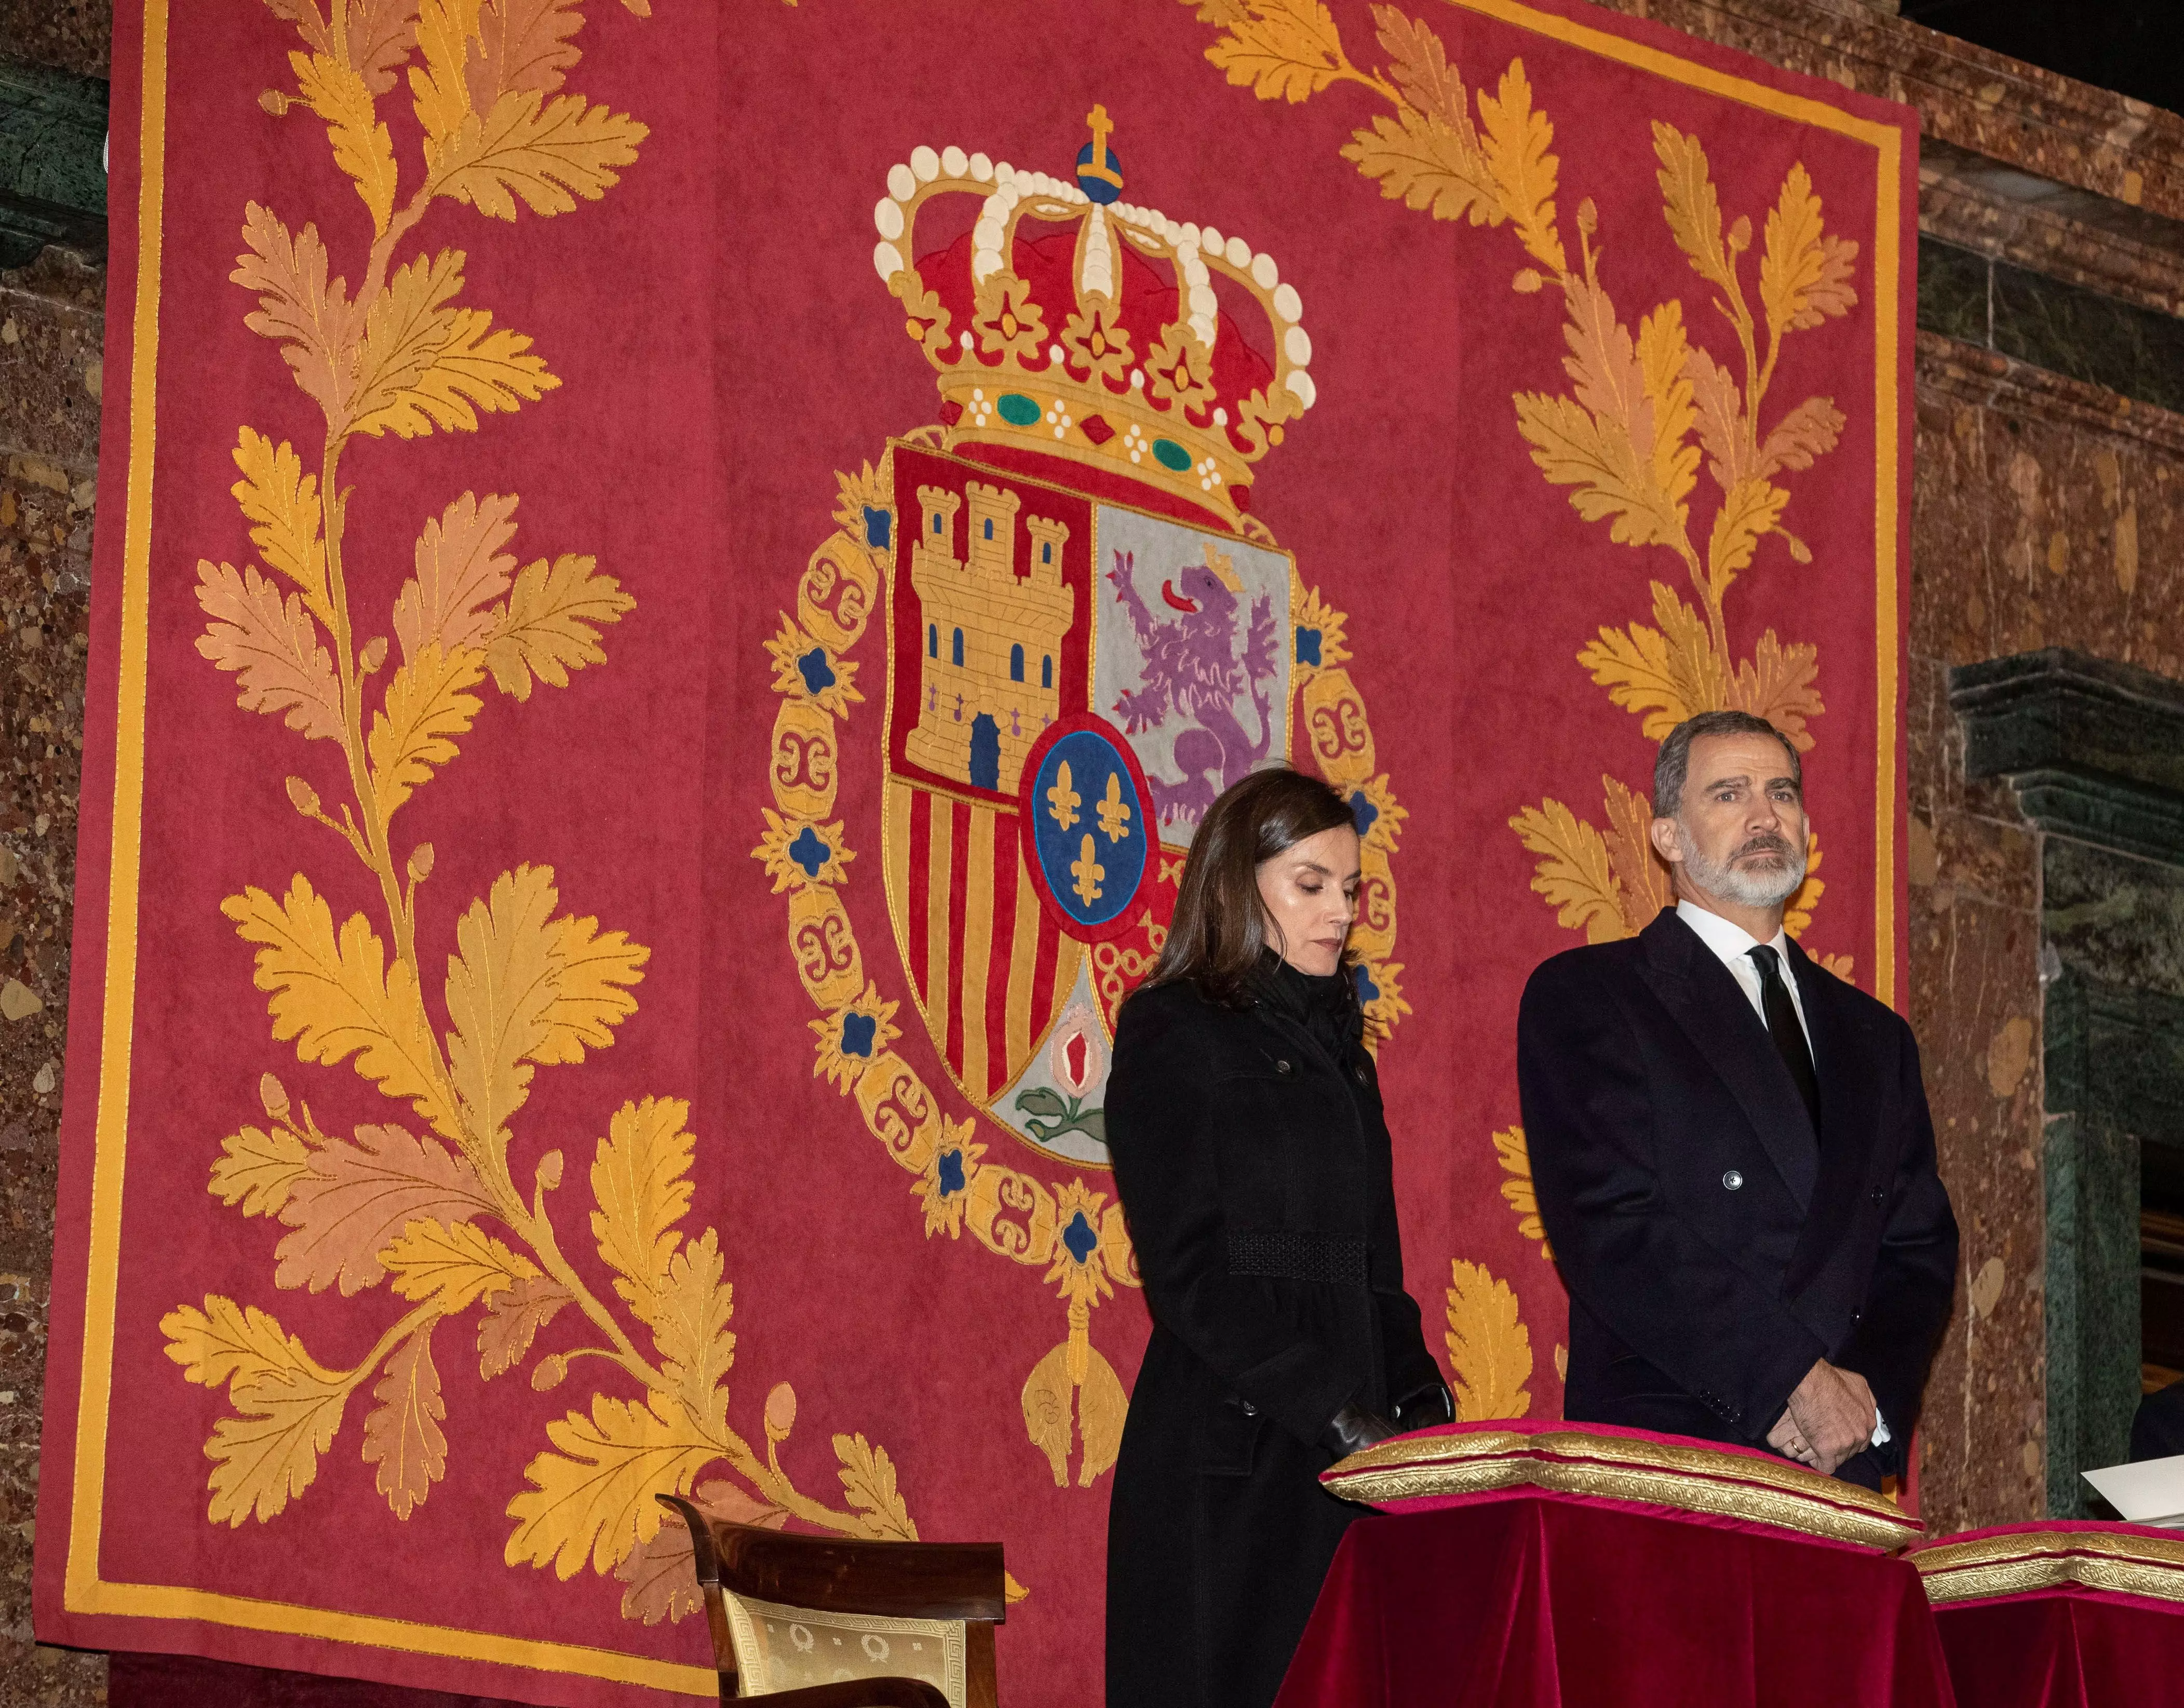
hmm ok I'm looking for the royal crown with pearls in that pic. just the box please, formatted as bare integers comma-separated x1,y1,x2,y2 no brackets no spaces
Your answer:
872,112,1314,527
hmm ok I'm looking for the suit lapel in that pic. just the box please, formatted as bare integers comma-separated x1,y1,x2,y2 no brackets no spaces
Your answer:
1784,942,1881,1292
1636,910,1820,1211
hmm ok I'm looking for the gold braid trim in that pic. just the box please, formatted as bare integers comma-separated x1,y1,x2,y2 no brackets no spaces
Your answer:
1322,1429,1920,1552
1915,1528,2184,1606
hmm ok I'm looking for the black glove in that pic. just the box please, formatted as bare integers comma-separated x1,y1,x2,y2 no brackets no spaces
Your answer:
1318,1401,1398,1460
1392,1381,1455,1433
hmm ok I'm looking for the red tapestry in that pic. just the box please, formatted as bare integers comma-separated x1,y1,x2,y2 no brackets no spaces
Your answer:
36,2,1915,1702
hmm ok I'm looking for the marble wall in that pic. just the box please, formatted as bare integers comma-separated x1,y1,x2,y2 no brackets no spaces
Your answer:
0,236,100,1700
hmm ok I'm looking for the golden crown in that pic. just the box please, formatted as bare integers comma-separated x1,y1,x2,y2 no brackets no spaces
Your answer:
872,109,1316,528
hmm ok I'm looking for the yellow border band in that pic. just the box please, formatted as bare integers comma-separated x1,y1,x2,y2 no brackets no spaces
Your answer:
1452,0,1907,1008
64,0,165,1615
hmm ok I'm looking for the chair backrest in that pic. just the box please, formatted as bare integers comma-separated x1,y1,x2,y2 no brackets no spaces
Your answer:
657,1494,1006,1708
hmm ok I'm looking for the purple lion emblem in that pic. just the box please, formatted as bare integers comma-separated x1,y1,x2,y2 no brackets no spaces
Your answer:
1108,545,1280,828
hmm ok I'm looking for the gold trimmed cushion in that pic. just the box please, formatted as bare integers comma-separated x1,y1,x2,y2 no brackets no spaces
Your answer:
1911,1523,2184,1608
1319,1421,1922,1552
721,1588,968,1703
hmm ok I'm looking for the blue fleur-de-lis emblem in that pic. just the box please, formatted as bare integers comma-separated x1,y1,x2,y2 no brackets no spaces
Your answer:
1020,716,1150,937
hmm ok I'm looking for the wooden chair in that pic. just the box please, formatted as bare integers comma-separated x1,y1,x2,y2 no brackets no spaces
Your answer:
656,1494,1007,1707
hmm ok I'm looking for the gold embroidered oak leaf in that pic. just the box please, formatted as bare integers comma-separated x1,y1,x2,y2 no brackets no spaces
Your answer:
1515,278,1686,553
222,875,462,1141
268,0,421,95
479,1273,573,1379
432,89,649,221
162,1296,350,1526
1599,774,1673,934
231,428,330,624
1684,344,1747,492
1475,60,1565,275
1817,951,1856,984
410,0,480,149
1508,798,1626,944
616,1478,788,1625
394,490,519,663
207,1364,353,1526
1489,1127,1553,1258
233,204,363,428
194,560,343,741
1654,123,1736,300
483,554,633,700
368,642,486,823
1705,476,1790,599
349,0,424,95
1756,394,1845,481
162,1294,335,1394
1205,0,1349,103
469,0,586,109
443,864,647,1150
1446,1258,1533,1422
209,1122,314,1217
1372,5,1465,126
1179,0,1250,23
1340,105,1498,225
834,1433,918,1540
505,1388,719,1578
292,49,399,236
653,1228,736,1435
1760,162,1858,338
362,1319,448,1519
349,248,557,439
1635,302,1698,509
1578,580,1723,738
1729,630,1823,750
590,1096,696,1326
274,1122,495,1294
1784,832,1825,939
382,1216,540,1313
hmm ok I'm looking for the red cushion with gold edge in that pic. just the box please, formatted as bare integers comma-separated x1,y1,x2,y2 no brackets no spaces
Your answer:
1320,1419,1922,1553
1910,1520,2184,1607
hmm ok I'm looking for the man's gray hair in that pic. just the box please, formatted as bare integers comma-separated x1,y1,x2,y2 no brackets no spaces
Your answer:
1652,710,1802,817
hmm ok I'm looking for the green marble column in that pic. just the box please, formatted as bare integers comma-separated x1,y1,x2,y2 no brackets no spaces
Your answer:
1,55,108,269
1952,649,2184,1516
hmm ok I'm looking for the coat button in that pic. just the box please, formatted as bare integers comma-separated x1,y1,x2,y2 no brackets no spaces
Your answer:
1870,1187,1886,1204
1353,1064,1370,1085
1274,1059,1293,1075
1722,1170,1744,1191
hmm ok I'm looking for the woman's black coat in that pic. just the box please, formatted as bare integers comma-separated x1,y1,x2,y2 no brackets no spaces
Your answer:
1103,970,1440,1708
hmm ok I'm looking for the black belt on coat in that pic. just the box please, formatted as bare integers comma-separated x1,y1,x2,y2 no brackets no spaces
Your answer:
1226,1229,1368,1285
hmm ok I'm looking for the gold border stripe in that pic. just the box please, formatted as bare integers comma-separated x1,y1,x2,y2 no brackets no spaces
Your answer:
79,1581,714,1694
959,806,995,1096
1450,0,1900,142
1871,130,1903,1010
65,0,167,1612
924,791,953,1051
1004,843,1042,1075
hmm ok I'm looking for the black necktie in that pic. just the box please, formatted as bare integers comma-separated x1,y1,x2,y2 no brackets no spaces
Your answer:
1749,944,1821,1133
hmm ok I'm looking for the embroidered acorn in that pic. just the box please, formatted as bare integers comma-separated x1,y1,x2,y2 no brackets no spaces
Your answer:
765,1381,798,1446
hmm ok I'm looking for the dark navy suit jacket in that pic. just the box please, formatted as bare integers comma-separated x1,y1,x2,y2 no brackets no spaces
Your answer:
1518,908,1958,1486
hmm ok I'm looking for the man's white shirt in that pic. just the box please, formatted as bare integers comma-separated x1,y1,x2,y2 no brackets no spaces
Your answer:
1673,899,1890,1451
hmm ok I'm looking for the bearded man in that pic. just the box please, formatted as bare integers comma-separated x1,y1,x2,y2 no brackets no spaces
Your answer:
1518,710,1958,1488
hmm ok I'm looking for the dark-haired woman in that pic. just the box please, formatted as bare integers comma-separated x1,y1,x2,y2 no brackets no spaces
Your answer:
1103,766,1449,1708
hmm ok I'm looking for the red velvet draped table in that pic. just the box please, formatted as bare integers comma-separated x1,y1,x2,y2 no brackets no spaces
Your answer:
1911,1523,2184,1708
1274,1494,1952,1708
1277,1421,1951,1708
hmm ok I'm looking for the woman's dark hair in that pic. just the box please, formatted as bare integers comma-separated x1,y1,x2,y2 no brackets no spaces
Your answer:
1136,765,1358,1006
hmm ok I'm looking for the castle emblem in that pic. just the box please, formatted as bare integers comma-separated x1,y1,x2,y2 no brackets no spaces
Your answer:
759,114,1406,1485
